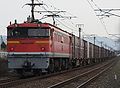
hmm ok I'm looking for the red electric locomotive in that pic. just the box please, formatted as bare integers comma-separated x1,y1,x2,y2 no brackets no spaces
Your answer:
7,20,75,74
7,0,83,75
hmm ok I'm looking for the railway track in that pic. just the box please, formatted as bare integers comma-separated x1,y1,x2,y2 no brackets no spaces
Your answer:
0,67,85,87
0,58,117,88
48,59,117,88
0,65,96,88
0,77,18,84
0,76,20,88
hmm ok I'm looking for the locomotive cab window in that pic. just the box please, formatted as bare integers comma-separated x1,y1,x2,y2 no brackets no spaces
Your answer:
7,28,28,38
28,28,50,37
7,28,50,38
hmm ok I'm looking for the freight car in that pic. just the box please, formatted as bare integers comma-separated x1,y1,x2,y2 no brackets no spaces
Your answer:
7,0,116,75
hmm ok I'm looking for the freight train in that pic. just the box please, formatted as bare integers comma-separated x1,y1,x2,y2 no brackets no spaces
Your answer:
7,0,116,75
7,20,115,75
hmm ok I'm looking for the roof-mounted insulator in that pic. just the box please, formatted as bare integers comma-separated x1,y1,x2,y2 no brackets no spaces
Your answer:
27,15,32,23
15,19,17,24
10,21,11,25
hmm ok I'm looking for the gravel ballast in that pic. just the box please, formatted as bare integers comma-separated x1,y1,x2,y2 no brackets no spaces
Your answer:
87,57,120,88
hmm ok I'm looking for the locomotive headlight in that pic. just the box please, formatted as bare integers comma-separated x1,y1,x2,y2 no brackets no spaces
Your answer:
10,47,14,51
41,47,45,51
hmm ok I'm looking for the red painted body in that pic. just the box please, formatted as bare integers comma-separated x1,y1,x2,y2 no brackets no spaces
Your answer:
8,38,50,52
7,22,71,58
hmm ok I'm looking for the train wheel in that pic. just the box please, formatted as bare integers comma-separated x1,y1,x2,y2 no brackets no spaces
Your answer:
33,69,42,76
61,59,66,70
54,59,60,72
48,59,55,73
16,69,24,76
15,69,28,78
85,59,89,65
88,59,90,65
65,59,69,69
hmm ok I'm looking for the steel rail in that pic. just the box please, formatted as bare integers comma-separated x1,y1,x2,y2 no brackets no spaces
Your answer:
0,59,116,88
76,60,117,88
48,59,117,88
0,62,96,88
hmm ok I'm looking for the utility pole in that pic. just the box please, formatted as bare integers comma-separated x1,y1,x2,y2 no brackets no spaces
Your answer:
0,35,1,50
26,0,43,21
31,0,35,20
93,36,96,62
76,24,84,59
79,27,81,59
100,41,103,58
26,0,76,25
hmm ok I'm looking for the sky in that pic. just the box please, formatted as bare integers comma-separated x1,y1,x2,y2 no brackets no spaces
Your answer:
0,0,120,49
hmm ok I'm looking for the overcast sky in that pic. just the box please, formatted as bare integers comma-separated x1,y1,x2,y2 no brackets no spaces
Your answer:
0,0,119,35
0,0,119,49
0,0,120,39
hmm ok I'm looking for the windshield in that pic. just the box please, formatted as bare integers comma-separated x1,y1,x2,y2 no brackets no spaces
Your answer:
7,28,50,38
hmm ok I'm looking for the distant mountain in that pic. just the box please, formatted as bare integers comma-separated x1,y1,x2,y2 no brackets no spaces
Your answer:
83,36,118,50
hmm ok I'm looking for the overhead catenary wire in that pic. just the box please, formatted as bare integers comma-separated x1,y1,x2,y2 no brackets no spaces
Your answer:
33,0,81,35
37,0,109,36
35,0,79,34
35,0,109,43
34,0,113,47
86,0,109,35
43,1,78,28
46,0,117,50
55,18,77,33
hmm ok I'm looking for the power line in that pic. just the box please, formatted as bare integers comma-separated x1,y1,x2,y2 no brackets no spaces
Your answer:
34,0,79,33
55,18,76,32
86,0,109,35
34,0,109,40
90,0,109,35
94,9,120,18
31,0,80,35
